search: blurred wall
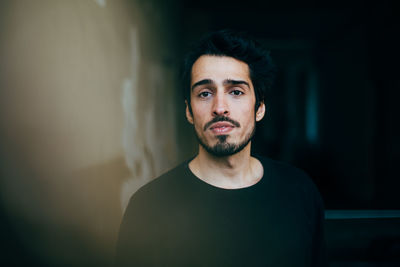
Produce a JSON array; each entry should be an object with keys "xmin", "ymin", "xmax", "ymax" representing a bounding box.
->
[{"xmin": 0, "ymin": 0, "xmax": 182, "ymax": 265}]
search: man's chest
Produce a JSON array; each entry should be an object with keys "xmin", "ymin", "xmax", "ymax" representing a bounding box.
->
[{"xmin": 158, "ymin": 192, "xmax": 314, "ymax": 266}]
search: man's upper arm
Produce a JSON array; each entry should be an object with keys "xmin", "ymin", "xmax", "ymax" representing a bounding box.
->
[{"xmin": 114, "ymin": 191, "xmax": 160, "ymax": 266}]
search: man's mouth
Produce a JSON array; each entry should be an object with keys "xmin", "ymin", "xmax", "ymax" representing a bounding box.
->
[
  {"xmin": 203, "ymin": 116, "xmax": 241, "ymax": 132},
  {"xmin": 209, "ymin": 122, "xmax": 235, "ymax": 134}
]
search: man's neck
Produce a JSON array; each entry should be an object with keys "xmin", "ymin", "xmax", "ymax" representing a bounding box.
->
[{"xmin": 188, "ymin": 143, "xmax": 263, "ymax": 189}]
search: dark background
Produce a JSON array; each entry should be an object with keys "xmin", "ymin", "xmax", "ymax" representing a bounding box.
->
[
  {"xmin": 178, "ymin": 1, "xmax": 400, "ymax": 210},
  {"xmin": 177, "ymin": 2, "xmax": 400, "ymax": 266}
]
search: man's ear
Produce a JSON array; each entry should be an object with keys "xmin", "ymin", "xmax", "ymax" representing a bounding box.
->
[
  {"xmin": 256, "ymin": 101, "xmax": 266, "ymax": 122},
  {"xmin": 185, "ymin": 100, "xmax": 194, "ymax": 124}
]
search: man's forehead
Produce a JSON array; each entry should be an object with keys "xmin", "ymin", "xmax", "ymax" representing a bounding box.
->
[{"xmin": 190, "ymin": 55, "xmax": 251, "ymax": 85}]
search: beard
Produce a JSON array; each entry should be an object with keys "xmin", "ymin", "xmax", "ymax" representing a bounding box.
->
[{"xmin": 194, "ymin": 118, "xmax": 256, "ymax": 157}]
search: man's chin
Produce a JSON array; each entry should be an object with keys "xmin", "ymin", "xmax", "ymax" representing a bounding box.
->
[
  {"xmin": 202, "ymin": 143, "xmax": 238, "ymax": 157},
  {"xmin": 200, "ymin": 139, "xmax": 248, "ymax": 157},
  {"xmin": 196, "ymin": 126, "xmax": 254, "ymax": 157}
]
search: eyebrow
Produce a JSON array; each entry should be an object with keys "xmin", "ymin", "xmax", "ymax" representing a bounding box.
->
[
  {"xmin": 191, "ymin": 79, "xmax": 250, "ymax": 91},
  {"xmin": 191, "ymin": 79, "xmax": 214, "ymax": 91},
  {"xmin": 223, "ymin": 79, "xmax": 250, "ymax": 88}
]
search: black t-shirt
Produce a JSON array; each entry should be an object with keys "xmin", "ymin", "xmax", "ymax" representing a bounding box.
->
[{"xmin": 115, "ymin": 156, "xmax": 327, "ymax": 266}]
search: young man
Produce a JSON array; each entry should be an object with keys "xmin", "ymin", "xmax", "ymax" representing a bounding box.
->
[{"xmin": 115, "ymin": 30, "xmax": 327, "ymax": 266}]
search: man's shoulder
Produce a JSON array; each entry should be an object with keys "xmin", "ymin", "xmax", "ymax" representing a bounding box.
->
[
  {"xmin": 256, "ymin": 155, "xmax": 320, "ymax": 194},
  {"xmin": 257, "ymin": 155, "xmax": 309, "ymax": 179},
  {"xmin": 127, "ymin": 160, "xmax": 190, "ymax": 204},
  {"xmin": 257, "ymin": 155, "xmax": 325, "ymax": 217}
]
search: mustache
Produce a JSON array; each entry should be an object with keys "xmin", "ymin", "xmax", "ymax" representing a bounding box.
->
[{"xmin": 203, "ymin": 116, "xmax": 241, "ymax": 131}]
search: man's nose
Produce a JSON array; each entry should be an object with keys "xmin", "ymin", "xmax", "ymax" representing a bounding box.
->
[{"xmin": 212, "ymin": 92, "xmax": 229, "ymax": 116}]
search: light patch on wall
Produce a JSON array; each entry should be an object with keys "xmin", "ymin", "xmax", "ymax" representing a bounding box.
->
[
  {"xmin": 120, "ymin": 27, "xmax": 166, "ymax": 212},
  {"xmin": 121, "ymin": 77, "xmax": 151, "ymax": 211},
  {"xmin": 120, "ymin": 26, "xmax": 178, "ymax": 212},
  {"xmin": 94, "ymin": 0, "xmax": 106, "ymax": 8}
]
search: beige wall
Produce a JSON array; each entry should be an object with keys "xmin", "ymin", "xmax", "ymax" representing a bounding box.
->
[{"xmin": 0, "ymin": 0, "xmax": 184, "ymax": 265}]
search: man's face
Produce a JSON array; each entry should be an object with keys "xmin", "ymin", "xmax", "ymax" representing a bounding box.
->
[{"xmin": 186, "ymin": 55, "xmax": 265, "ymax": 157}]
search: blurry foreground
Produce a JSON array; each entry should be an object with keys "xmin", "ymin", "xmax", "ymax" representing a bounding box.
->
[{"xmin": 0, "ymin": 0, "xmax": 183, "ymax": 266}]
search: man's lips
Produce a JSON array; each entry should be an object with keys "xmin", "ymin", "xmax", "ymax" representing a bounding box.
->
[
  {"xmin": 203, "ymin": 116, "xmax": 241, "ymax": 131},
  {"xmin": 209, "ymin": 122, "xmax": 235, "ymax": 134}
]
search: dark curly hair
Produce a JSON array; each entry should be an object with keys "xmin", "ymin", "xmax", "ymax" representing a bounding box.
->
[{"xmin": 182, "ymin": 29, "xmax": 276, "ymax": 112}]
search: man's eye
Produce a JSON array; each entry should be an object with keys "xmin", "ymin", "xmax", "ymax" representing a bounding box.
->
[
  {"xmin": 230, "ymin": 90, "xmax": 243, "ymax": 96},
  {"xmin": 199, "ymin": 91, "xmax": 212, "ymax": 98}
]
